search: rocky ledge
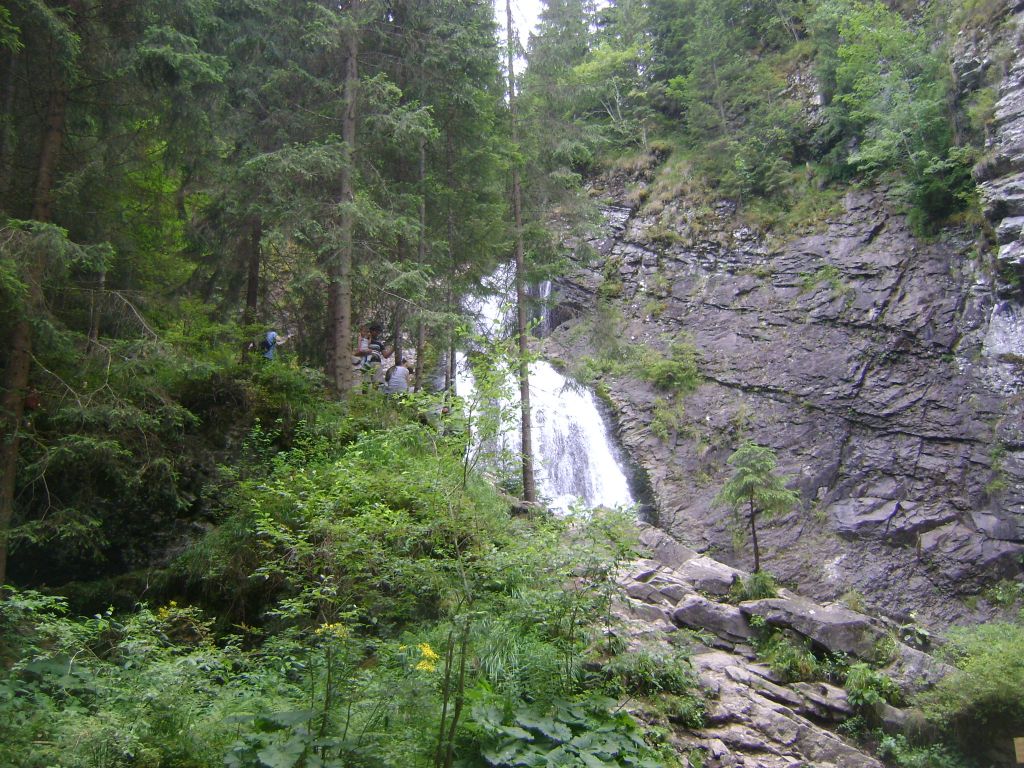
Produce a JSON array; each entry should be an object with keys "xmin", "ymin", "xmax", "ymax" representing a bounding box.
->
[{"xmin": 617, "ymin": 525, "xmax": 952, "ymax": 768}]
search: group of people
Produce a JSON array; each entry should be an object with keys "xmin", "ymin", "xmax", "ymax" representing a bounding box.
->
[
  {"xmin": 257, "ymin": 322, "xmax": 414, "ymax": 395},
  {"xmin": 354, "ymin": 322, "xmax": 412, "ymax": 395}
]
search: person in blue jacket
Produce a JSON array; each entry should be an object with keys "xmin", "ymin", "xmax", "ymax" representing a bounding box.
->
[{"xmin": 261, "ymin": 330, "xmax": 288, "ymax": 360}]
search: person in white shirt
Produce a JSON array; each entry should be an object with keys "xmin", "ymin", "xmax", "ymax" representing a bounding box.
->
[{"xmin": 385, "ymin": 358, "xmax": 410, "ymax": 394}]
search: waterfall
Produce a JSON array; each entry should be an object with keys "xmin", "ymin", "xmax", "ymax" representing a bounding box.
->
[
  {"xmin": 529, "ymin": 360, "xmax": 633, "ymax": 513},
  {"xmin": 527, "ymin": 279, "xmax": 553, "ymax": 336},
  {"xmin": 459, "ymin": 267, "xmax": 634, "ymax": 514}
]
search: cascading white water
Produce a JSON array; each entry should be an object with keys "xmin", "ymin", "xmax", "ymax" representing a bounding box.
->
[
  {"xmin": 528, "ymin": 279, "xmax": 553, "ymax": 335},
  {"xmin": 529, "ymin": 360, "xmax": 633, "ymax": 513},
  {"xmin": 459, "ymin": 267, "xmax": 633, "ymax": 514}
]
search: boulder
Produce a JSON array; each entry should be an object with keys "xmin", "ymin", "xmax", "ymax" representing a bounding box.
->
[
  {"xmin": 676, "ymin": 556, "xmax": 745, "ymax": 597},
  {"xmin": 739, "ymin": 597, "xmax": 885, "ymax": 658},
  {"xmin": 672, "ymin": 594, "xmax": 754, "ymax": 643},
  {"xmin": 790, "ymin": 682, "xmax": 854, "ymax": 722}
]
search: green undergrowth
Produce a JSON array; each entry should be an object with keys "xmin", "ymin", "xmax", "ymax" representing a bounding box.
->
[
  {"xmin": 0, "ymin": 393, "xmax": 694, "ymax": 768},
  {"xmin": 9, "ymin": 312, "xmax": 333, "ymax": 592},
  {"xmin": 745, "ymin": 591, "xmax": 1024, "ymax": 766},
  {"xmin": 746, "ymin": 610, "xmax": 901, "ymax": 706},
  {"xmin": 570, "ymin": 302, "xmax": 701, "ymax": 397}
]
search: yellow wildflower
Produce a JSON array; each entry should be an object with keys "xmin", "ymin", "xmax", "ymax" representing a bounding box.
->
[
  {"xmin": 418, "ymin": 642, "xmax": 439, "ymax": 662},
  {"xmin": 314, "ymin": 622, "xmax": 349, "ymax": 639},
  {"xmin": 412, "ymin": 643, "xmax": 439, "ymax": 672}
]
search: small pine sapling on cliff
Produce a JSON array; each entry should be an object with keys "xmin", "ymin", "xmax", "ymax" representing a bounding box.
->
[{"xmin": 714, "ymin": 441, "xmax": 799, "ymax": 573}]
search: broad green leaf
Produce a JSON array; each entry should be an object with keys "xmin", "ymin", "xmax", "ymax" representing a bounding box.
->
[
  {"xmin": 482, "ymin": 738, "xmax": 524, "ymax": 766},
  {"xmin": 515, "ymin": 710, "xmax": 572, "ymax": 743},
  {"xmin": 256, "ymin": 738, "xmax": 306, "ymax": 768},
  {"xmin": 500, "ymin": 725, "xmax": 535, "ymax": 741}
]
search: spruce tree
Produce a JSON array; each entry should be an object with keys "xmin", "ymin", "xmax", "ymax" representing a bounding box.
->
[{"xmin": 715, "ymin": 441, "xmax": 799, "ymax": 573}]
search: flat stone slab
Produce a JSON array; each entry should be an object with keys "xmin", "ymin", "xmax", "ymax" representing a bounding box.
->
[
  {"xmin": 673, "ymin": 594, "xmax": 754, "ymax": 642},
  {"xmin": 739, "ymin": 597, "xmax": 885, "ymax": 658}
]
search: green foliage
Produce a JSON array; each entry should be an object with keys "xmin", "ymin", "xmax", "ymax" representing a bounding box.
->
[
  {"xmin": 981, "ymin": 579, "xmax": 1024, "ymax": 607},
  {"xmin": 533, "ymin": 0, "xmax": 984, "ymax": 234},
  {"xmin": 875, "ymin": 734, "xmax": 971, "ymax": 768},
  {"xmin": 810, "ymin": 0, "xmax": 974, "ymax": 230},
  {"xmin": 915, "ymin": 622, "xmax": 1024, "ymax": 751},
  {"xmin": 0, "ymin": 405, "xmax": 662, "ymax": 768},
  {"xmin": 755, "ymin": 628, "xmax": 821, "ymax": 683},
  {"xmin": 840, "ymin": 589, "xmax": 868, "ymax": 613},
  {"xmin": 602, "ymin": 647, "xmax": 706, "ymax": 729},
  {"xmin": 843, "ymin": 662, "xmax": 902, "ymax": 710},
  {"xmin": 728, "ymin": 570, "xmax": 779, "ymax": 602},
  {"xmin": 604, "ymin": 648, "xmax": 697, "ymax": 698},
  {"xmin": 714, "ymin": 442, "xmax": 799, "ymax": 572},
  {"xmin": 799, "ymin": 264, "xmax": 851, "ymax": 298},
  {"xmin": 0, "ymin": 591, "xmax": 241, "ymax": 768},
  {"xmin": 469, "ymin": 694, "xmax": 666, "ymax": 768},
  {"xmin": 641, "ymin": 340, "xmax": 701, "ymax": 393},
  {"xmin": 650, "ymin": 397, "xmax": 688, "ymax": 443},
  {"xmin": 9, "ymin": 329, "xmax": 330, "ymax": 588},
  {"xmin": 572, "ymin": 307, "xmax": 701, "ymax": 410}
]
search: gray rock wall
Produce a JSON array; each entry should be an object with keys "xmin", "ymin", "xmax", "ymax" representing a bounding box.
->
[
  {"xmin": 976, "ymin": 5, "xmax": 1024, "ymax": 271},
  {"xmin": 548, "ymin": 183, "xmax": 1024, "ymax": 627}
]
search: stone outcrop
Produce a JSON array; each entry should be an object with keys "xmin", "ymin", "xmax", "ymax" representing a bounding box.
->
[
  {"xmin": 615, "ymin": 525, "xmax": 947, "ymax": 767},
  {"xmin": 546, "ymin": 163, "xmax": 1024, "ymax": 629},
  {"xmin": 540, "ymin": 2, "xmax": 1024, "ymax": 630},
  {"xmin": 736, "ymin": 598, "xmax": 885, "ymax": 659},
  {"xmin": 975, "ymin": 4, "xmax": 1024, "ymax": 272},
  {"xmin": 547, "ymin": 174, "xmax": 1024, "ymax": 626}
]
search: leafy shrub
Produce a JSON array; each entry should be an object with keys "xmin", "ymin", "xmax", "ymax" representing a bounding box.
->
[
  {"xmin": 729, "ymin": 571, "xmax": 779, "ymax": 601},
  {"xmin": 843, "ymin": 662, "xmax": 902, "ymax": 710},
  {"xmin": 650, "ymin": 396, "xmax": 687, "ymax": 443},
  {"xmin": 916, "ymin": 622, "xmax": 1024, "ymax": 752},
  {"xmin": 469, "ymin": 695, "xmax": 665, "ymax": 768},
  {"xmin": 753, "ymin": 628, "xmax": 820, "ymax": 683},
  {"xmin": 641, "ymin": 340, "xmax": 701, "ymax": 393},
  {"xmin": 603, "ymin": 648, "xmax": 699, "ymax": 698},
  {"xmin": 876, "ymin": 734, "xmax": 971, "ymax": 768}
]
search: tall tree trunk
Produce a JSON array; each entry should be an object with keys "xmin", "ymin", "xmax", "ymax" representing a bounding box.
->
[
  {"xmin": 326, "ymin": 279, "xmax": 339, "ymax": 379},
  {"xmin": 329, "ymin": 4, "xmax": 358, "ymax": 397},
  {"xmin": 0, "ymin": 50, "xmax": 18, "ymax": 197},
  {"xmin": 444, "ymin": 130, "xmax": 456, "ymax": 393},
  {"xmin": 413, "ymin": 137, "xmax": 427, "ymax": 391},
  {"xmin": 243, "ymin": 216, "xmax": 262, "ymax": 327},
  {"xmin": 392, "ymin": 300, "xmax": 403, "ymax": 364},
  {"xmin": 448, "ymin": 338, "xmax": 456, "ymax": 394},
  {"xmin": 240, "ymin": 216, "xmax": 261, "ymax": 360},
  {"xmin": 506, "ymin": 0, "xmax": 536, "ymax": 504},
  {"xmin": 749, "ymin": 497, "xmax": 760, "ymax": 573},
  {"xmin": 0, "ymin": 81, "xmax": 69, "ymax": 584},
  {"xmin": 86, "ymin": 269, "xmax": 105, "ymax": 353},
  {"xmin": 414, "ymin": 320, "xmax": 425, "ymax": 392}
]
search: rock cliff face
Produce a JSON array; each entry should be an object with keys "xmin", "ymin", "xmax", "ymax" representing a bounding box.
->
[
  {"xmin": 548, "ymin": 179, "xmax": 1024, "ymax": 626},
  {"xmin": 975, "ymin": 3, "xmax": 1024, "ymax": 271},
  {"xmin": 546, "ymin": 19, "xmax": 1024, "ymax": 624}
]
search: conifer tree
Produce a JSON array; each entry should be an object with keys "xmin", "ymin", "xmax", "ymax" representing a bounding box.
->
[
  {"xmin": 715, "ymin": 441, "xmax": 799, "ymax": 574},
  {"xmin": 506, "ymin": 0, "xmax": 536, "ymax": 504}
]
